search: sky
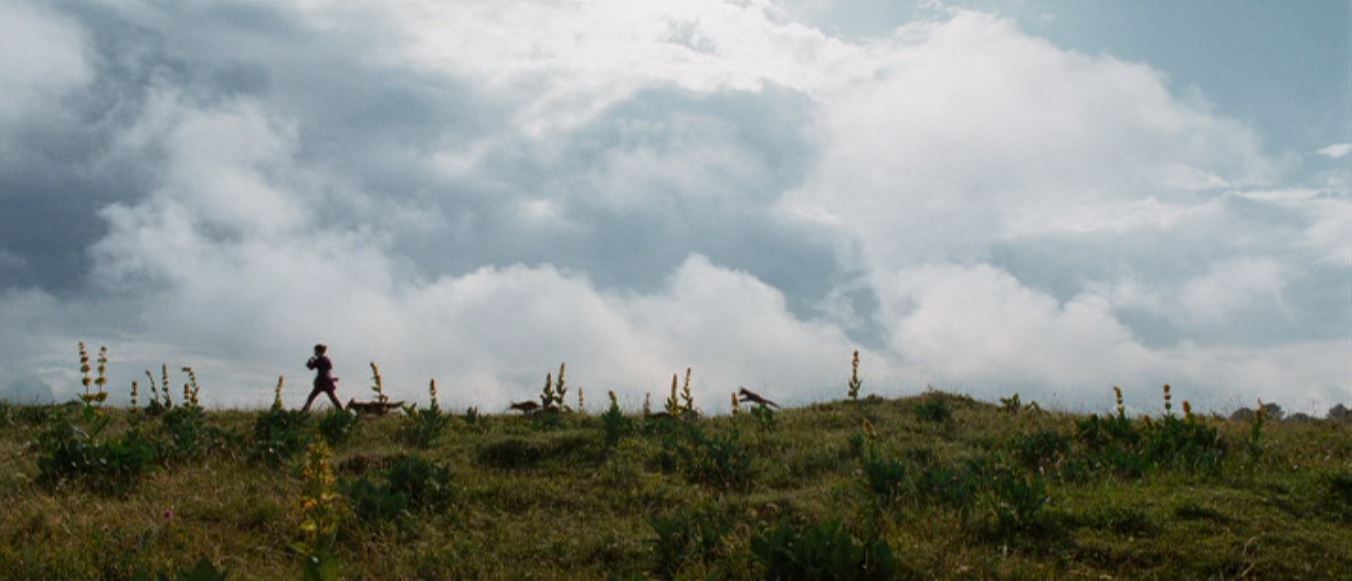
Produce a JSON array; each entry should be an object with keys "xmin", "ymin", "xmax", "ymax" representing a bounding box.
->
[{"xmin": 1, "ymin": 0, "xmax": 1348, "ymax": 414}]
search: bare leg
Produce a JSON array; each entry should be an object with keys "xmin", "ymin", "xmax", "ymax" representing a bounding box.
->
[{"xmin": 301, "ymin": 387, "xmax": 322, "ymax": 413}]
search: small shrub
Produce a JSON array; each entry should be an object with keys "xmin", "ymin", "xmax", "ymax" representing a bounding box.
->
[
  {"xmin": 476, "ymin": 438, "xmax": 550, "ymax": 470},
  {"xmin": 751, "ymin": 519, "xmax": 898, "ymax": 581},
  {"xmin": 1014, "ymin": 429, "xmax": 1071, "ymax": 472},
  {"xmin": 678, "ymin": 427, "xmax": 754, "ymax": 491},
  {"xmin": 860, "ymin": 444, "xmax": 907, "ymax": 501},
  {"xmin": 1144, "ymin": 416, "xmax": 1225, "ymax": 473},
  {"xmin": 397, "ymin": 404, "xmax": 450, "ymax": 449},
  {"xmin": 649, "ymin": 506, "xmax": 733, "ymax": 579},
  {"xmin": 343, "ymin": 455, "xmax": 454, "ymax": 524},
  {"xmin": 157, "ymin": 405, "xmax": 236, "ymax": 462},
  {"xmin": 913, "ymin": 398, "xmax": 952, "ymax": 423},
  {"xmin": 251, "ymin": 407, "xmax": 311, "ymax": 467},
  {"xmin": 984, "ymin": 470, "xmax": 1060, "ymax": 540},
  {"xmin": 750, "ymin": 404, "xmax": 777, "ymax": 432},
  {"xmin": 911, "ymin": 459, "xmax": 988, "ymax": 511},
  {"xmin": 317, "ymin": 408, "xmax": 359, "ymax": 447},
  {"xmin": 1326, "ymin": 472, "xmax": 1352, "ymax": 523},
  {"xmin": 601, "ymin": 391, "xmax": 631, "ymax": 448},
  {"xmin": 37, "ymin": 418, "xmax": 155, "ymax": 493}
]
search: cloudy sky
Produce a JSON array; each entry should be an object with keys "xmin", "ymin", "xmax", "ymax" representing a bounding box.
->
[{"xmin": 1, "ymin": 0, "xmax": 1348, "ymax": 413}]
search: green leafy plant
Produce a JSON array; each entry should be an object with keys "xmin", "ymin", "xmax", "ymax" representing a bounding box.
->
[
  {"xmin": 37, "ymin": 414, "xmax": 155, "ymax": 493},
  {"xmin": 343, "ymin": 455, "xmax": 454, "ymax": 524},
  {"xmin": 649, "ymin": 505, "xmax": 733, "ymax": 579},
  {"xmin": 251, "ymin": 407, "xmax": 312, "ymax": 467},
  {"xmin": 397, "ymin": 380, "xmax": 450, "ymax": 449},
  {"xmin": 847, "ymin": 350, "xmax": 862, "ymax": 401},
  {"xmin": 674, "ymin": 426, "xmax": 753, "ymax": 491},
  {"xmin": 601, "ymin": 390, "xmax": 631, "ymax": 448},
  {"xmin": 317, "ymin": 408, "xmax": 359, "ymax": 447},
  {"xmin": 296, "ymin": 441, "xmax": 343, "ymax": 581},
  {"xmin": 750, "ymin": 403, "xmax": 776, "ymax": 432},
  {"xmin": 751, "ymin": 519, "xmax": 899, "ymax": 581},
  {"xmin": 913, "ymin": 397, "xmax": 952, "ymax": 423}
]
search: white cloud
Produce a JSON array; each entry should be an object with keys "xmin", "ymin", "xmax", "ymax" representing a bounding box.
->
[
  {"xmin": 0, "ymin": 3, "xmax": 92, "ymax": 127},
  {"xmin": 1317, "ymin": 143, "xmax": 1352, "ymax": 159},
  {"xmin": 1, "ymin": 3, "xmax": 1346, "ymax": 415}
]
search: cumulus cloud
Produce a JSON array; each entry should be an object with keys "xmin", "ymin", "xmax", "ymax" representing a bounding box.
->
[{"xmin": 0, "ymin": 2, "xmax": 1346, "ymax": 413}]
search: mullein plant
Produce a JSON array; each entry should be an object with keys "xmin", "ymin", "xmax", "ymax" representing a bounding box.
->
[
  {"xmin": 273, "ymin": 376, "xmax": 286, "ymax": 411},
  {"xmin": 731, "ymin": 392, "xmax": 741, "ymax": 416},
  {"xmin": 1114, "ymin": 386, "xmax": 1126, "ymax": 418},
  {"xmin": 1163, "ymin": 384, "xmax": 1173, "ymax": 416},
  {"xmin": 680, "ymin": 368, "xmax": 697, "ymax": 417},
  {"xmin": 848, "ymin": 350, "xmax": 862, "ymax": 401},
  {"xmin": 162, "ymin": 364, "xmax": 173, "ymax": 409},
  {"xmin": 554, "ymin": 362, "xmax": 569, "ymax": 411},
  {"xmin": 369, "ymin": 362, "xmax": 388, "ymax": 404},
  {"xmin": 145, "ymin": 370, "xmax": 161, "ymax": 409},
  {"xmin": 540, "ymin": 372, "xmax": 557, "ymax": 410},
  {"xmin": 181, "ymin": 367, "xmax": 202, "ymax": 408},
  {"xmin": 130, "ymin": 381, "xmax": 139, "ymax": 412},
  {"xmin": 577, "ymin": 387, "xmax": 585, "ymax": 414},
  {"xmin": 664, "ymin": 374, "xmax": 681, "ymax": 416}
]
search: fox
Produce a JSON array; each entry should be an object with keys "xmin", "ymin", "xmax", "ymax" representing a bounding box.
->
[
  {"xmin": 737, "ymin": 387, "xmax": 780, "ymax": 409},
  {"xmin": 508, "ymin": 400, "xmax": 541, "ymax": 413}
]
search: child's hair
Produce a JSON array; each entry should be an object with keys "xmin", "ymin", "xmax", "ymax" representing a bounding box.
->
[{"xmin": 314, "ymin": 343, "xmax": 328, "ymax": 354}]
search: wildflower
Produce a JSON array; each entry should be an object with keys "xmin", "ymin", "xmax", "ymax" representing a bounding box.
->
[
  {"xmin": 1113, "ymin": 386, "xmax": 1125, "ymax": 417},
  {"xmin": 848, "ymin": 350, "xmax": 862, "ymax": 400},
  {"xmin": 680, "ymin": 368, "xmax": 695, "ymax": 415},
  {"xmin": 1163, "ymin": 384, "xmax": 1173, "ymax": 415},
  {"xmin": 273, "ymin": 376, "xmax": 285, "ymax": 411},
  {"xmin": 370, "ymin": 362, "xmax": 387, "ymax": 404},
  {"xmin": 731, "ymin": 392, "xmax": 741, "ymax": 415},
  {"xmin": 130, "ymin": 381, "xmax": 139, "ymax": 410},
  {"xmin": 863, "ymin": 418, "xmax": 878, "ymax": 441}
]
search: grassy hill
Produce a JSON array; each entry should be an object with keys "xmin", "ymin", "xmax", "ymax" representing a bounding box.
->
[{"xmin": 1, "ymin": 388, "xmax": 1349, "ymax": 580}]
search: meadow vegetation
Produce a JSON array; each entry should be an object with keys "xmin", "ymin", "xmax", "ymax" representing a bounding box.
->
[{"xmin": 0, "ymin": 353, "xmax": 1348, "ymax": 579}]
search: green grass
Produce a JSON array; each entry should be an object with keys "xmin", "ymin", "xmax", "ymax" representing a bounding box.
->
[{"xmin": 0, "ymin": 393, "xmax": 1348, "ymax": 580}]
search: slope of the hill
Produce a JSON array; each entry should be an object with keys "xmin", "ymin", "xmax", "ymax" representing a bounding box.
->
[{"xmin": 0, "ymin": 391, "xmax": 1348, "ymax": 580}]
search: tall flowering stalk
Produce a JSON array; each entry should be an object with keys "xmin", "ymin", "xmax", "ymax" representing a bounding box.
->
[
  {"xmin": 130, "ymin": 381, "xmax": 139, "ymax": 410},
  {"xmin": 731, "ymin": 392, "xmax": 741, "ymax": 415},
  {"xmin": 680, "ymin": 368, "xmax": 695, "ymax": 416},
  {"xmin": 540, "ymin": 372, "xmax": 556, "ymax": 409},
  {"xmin": 77, "ymin": 343, "xmax": 109, "ymax": 404},
  {"xmin": 1113, "ymin": 386, "xmax": 1125, "ymax": 418},
  {"xmin": 273, "ymin": 376, "xmax": 286, "ymax": 411},
  {"xmin": 369, "ymin": 362, "xmax": 387, "ymax": 404},
  {"xmin": 162, "ymin": 364, "xmax": 172, "ymax": 408},
  {"xmin": 1163, "ymin": 384, "xmax": 1173, "ymax": 416},
  {"xmin": 664, "ymin": 374, "xmax": 681, "ymax": 415},
  {"xmin": 145, "ymin": 370, "xmax": 160, "ymax": 408},
  {"xmin": 95, "ymin": 346, "xmax": 109, "ymax": 398},
  {"xmin": 848, "ymin": 350, "xmax": 862, "ymax": 400},
  {"xmin": 298, "ymin": 441, "xmax": 342, "ymax": 578},
  {"xmin": 428, "ymin": 379, "xmax": 440, "ymax": 411},
  {"xmin": 554, "ymin": 363, "xmax": 568, "ymax": 410},
  {"xmin": 577, "ymin": 387, "xmax": 585, "ymax": 413},
  {"xmin": 181, "ymin": 367, "xmax": 202, "ymax": 408}
]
